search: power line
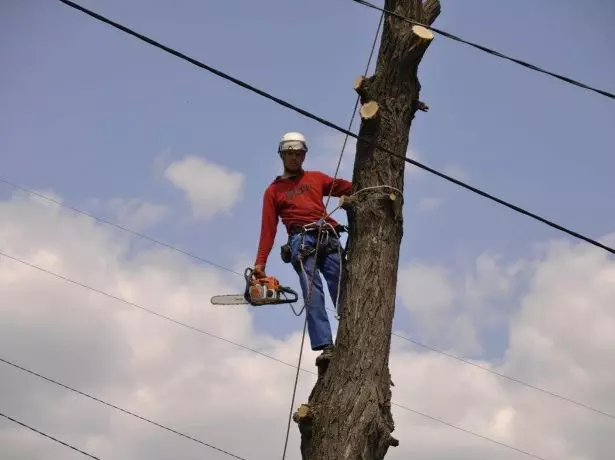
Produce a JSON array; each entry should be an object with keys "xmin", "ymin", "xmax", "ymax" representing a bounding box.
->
[
  {"xmin": 0, "ymin": 252, "xmax": 602, "ymax": 460},
  {"xmin": 0, "ymin": 177, "xmax": 242, "ymax": 277},
  {"xmin": 0, "ymin": 411, "xmax": 101, "ymax": 459},
  {"xmin": 2, "ymin": 180, "xmax": 612, "ymax": 421},
  {"xmin": 0, "ymin": 251, "xmax": 590, "ymax": 460},
  {"xmin": 0, "ymin": 250, "xmax": 301, "ymax": 373},
  {"xmin": 57, "ymin": 0, "xmax": 615, "ymax": 256},
  {"xmin": 393, "ymin": 331, "xmax": 615, "ymax": 421},
  {"xmin": 9, "ymin": 0, "xmax": 615, "ymax": 420},
  {"xmin": 1, "ymin": 354, "xmax": 547, "ymax": 460},
  {"xmin": 351, "ymin": 0, "xmax": 615, "ymax": 101},
  {"xmin": 392, "ymin": 402, "xmax": 547, "ymax": 460},
  {"xmin": 0, "ymin": 251, "xmax": 554, "ymax": 458},
  {"xmin": 0, "ymin": 358, "xmax": 250, "ymax": 460}
]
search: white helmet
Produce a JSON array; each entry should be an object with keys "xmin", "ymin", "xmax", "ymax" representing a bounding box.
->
[{"xmin": 278, "ymin": 131, "xmax": 308, "ymax": 154}]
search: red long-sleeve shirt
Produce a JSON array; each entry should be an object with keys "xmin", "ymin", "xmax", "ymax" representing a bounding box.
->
[{"xmin": 254, "ymin": 170, "xmax": 352, "ymax": 267}]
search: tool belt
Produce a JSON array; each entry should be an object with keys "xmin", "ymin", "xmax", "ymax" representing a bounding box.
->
[
  {"xmin": 288, "ymin": 223, "xmax": 347, "ymax": 236},
  {"xmin": 280, "ymin": 223, "xmax": 348, "ymax": 263}
]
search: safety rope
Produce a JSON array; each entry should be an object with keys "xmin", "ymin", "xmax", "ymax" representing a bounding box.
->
[
  {"xmin": 280, "ymin": 9, "xmax": 386, "ymax": 460},
  {"xmin": 280, "ymin": 227, "xmax": 324, "ymax": 460}
]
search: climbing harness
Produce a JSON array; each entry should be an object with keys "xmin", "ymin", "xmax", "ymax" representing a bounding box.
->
[{"xmin": 285, "ymin": 219, "xmax": 346, "ymax": 319}]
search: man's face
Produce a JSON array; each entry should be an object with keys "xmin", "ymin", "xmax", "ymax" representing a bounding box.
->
[{"xmin": 281, "ymin": 149, "xmax": 306, "ymax": 172}]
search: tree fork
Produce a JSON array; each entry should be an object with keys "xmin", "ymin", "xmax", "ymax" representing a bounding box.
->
[{"xmin": 295, "ymin": 2, "xmax": 440, "ymax": 459}]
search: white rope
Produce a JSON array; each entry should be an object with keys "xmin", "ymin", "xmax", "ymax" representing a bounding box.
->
[{"xmin": 352, "ymin": 185, "xmax": 403, "ymax": 197}]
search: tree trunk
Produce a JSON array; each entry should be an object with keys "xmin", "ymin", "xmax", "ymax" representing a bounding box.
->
[{"xmin": 294, "ymin": 1, "xmax": 441, "ymax": 459}]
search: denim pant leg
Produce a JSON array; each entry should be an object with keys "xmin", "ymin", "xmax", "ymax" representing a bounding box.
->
[
  {"xmin": 289, "ymin": 233, "xmax": 333, "ymax": 350},
  {"xmin": 319, "ymin": 246, "xmax": 343, "ymax": 318}
]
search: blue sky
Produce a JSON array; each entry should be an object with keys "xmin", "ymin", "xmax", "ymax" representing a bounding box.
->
[{"xmin": 2, "ymin": 0, "xmax": 614, "ymax": 360}]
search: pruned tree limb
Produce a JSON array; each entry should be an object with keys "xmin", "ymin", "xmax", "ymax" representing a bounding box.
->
[
  {"xmin": 340, "ymin": 194, "xmax": 356, "ymax": 211},
  {"xmin": 359, "ymin": 100, "xmax": 380, "ymax": 121},
  {"xmin": 354, "ymin": 75, "xmax": 369, "ymax": 104},
  {"xmin": 422, "ymin": 0, "xmax": 441, "ymax": 25},
  {"xmin": 416, "ymin": 100, "xmax": 429, "ymax": 112},
  {"xmin": 405, "ymin": 24, "xmax": 435, "ymax": 66}
]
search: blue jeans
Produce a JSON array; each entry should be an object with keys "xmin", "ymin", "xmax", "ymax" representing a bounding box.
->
[{"xmin": 289, "ymin": 230, "xmax": 344, "ymax": 351}]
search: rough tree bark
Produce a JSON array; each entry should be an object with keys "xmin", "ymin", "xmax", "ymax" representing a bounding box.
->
[{"xmin": 293, "ymin": 1, "xmax": 441, "ymax": 459}]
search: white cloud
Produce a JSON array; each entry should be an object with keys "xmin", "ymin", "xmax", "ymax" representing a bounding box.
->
[
  {"xmin": 397, "ymin": 261, "xmax": 480, "ymax": 354},
  {"xmin": 1, "ymin": 190, "xmax": 615, "ymax": 460},
  {"xmin": 104, "ymin": 197, "xmax": 168, "ymax": 231},
  {"xmin": 15, "ymin": 190, "xmax": 168, "ymax": 234},
  {"xmin": 396, "ymin": 252, "xmax": 531, "ymax": 355},
  {"xmin": 398, "ymin": 262, "xmax": 454, "ymax": 313},
  {"xmin": 164, "ymin": 155, "xmax": 244, "ymax": 220},
  {"xmin": 393, "ymin": 239, "xmax": 615, "ymax": 459}
]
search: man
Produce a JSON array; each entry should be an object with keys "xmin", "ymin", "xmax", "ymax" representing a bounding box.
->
[{"xmin": 253, "ymin": 131, "xmax": 352, "ymax": 365}]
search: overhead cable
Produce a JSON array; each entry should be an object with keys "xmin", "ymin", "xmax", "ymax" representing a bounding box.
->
[
  {"xmin": 2, "ymin": 181, "xmax": 613, "ymax": 421},
  {"xmin": 352, "ymin": 0, "xmax": 615, "ymax": 100},
  {"xmin": 1, "ymin": 355, "xmax": 545, "ymax": 459},
  {"xmin": 0, "ymin": 250, "xmax": 298, "ymax": 372},
  {"xmin": 0, "ymin": 252, "xmax": 552, "ymax": 458},
  {"xmin": 57, "ymin": 0, "xmax": 615, "ymax": 256},
  {"xmin": 0, "ymin": 411, "xmax": 101, "ymax": 459},
  {"xmin": 392, "ymin": 402, "xmax": 547, "ymax": 460},
  {"xmin": 0, "ymin": 358, "xmax": 250, "ymax": 460},
  {"xmin": 393, "ymin": 331, "xmax": 615, "ymax": 421},
  {"xmin": 0, "ymin": 177, "xmax": 242, "ymax": 277}
]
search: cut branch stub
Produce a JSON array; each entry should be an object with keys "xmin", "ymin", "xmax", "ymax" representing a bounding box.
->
[
  {"xmin": 340, "ymin": 194, "xmax": 356, "ymax": 211},
  {"xmin": 293, "ymin": 404, "xmax": 312, "ymax": 423},
  {"xmin": 359, "ymin": 101, "xmax": 379, "ymax": 121},
  {"xmin": 402, "ymin": 24, "xmax": 436, "ymax": 72},
  {"xmin": 358, "ymin": 100, "xmax": 381, "ymax": 137},
  {"xmin": 388, "ymin": 192, "xmax": 403, "ymax": 222},
  {"xmin": 423, "ymin": 0, "xmax": 442, "ymax": 25},
  {"xmin": 411, "ymin": 24, "xmax": 434, "ymax": 41},
  {"xmin": 354, "ymin": 75, "xmax": 369, "ymax": 104},
  {"xmin": 416, "ymin": 101, "xmax": 429, "ymax": 112}
]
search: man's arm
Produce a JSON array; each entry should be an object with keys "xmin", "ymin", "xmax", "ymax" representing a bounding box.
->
[
  {"xmin": 254, "ymin": 186, "xmax": 278, "ymax": 271},
  {"xmin": 321, "ymin": 172, "xmax": 352, "ymax": 197}
]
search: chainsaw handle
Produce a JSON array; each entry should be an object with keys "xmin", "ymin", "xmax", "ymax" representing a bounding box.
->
[{"xmin": 279, "ymin": 285, "xmax": 299, "ymax": 303}]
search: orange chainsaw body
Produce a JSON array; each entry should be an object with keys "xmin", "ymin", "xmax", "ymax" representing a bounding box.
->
[{"xmin": 248, "ymin": 275, "xmax": 282, "ymax": 304}]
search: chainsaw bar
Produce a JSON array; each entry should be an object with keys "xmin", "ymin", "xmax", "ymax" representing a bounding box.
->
[{"xmin": 210, "ymin": 294, "xmax": 249, "ymax": 305}]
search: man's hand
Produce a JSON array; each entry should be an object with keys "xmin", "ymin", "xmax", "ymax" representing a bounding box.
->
[{"xmin": 253, "ymin": 265, "xmax": 266, "ymax": 279}]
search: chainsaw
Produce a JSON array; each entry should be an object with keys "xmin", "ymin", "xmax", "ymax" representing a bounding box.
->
[{"xmin": 210, "ymin": 267, "xmax": 299, "ymax": 307}]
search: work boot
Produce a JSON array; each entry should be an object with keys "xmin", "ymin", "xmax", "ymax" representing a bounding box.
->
[{"xmin": 315, "ymin": 344, "xmax": 334, "ymax": 367}]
